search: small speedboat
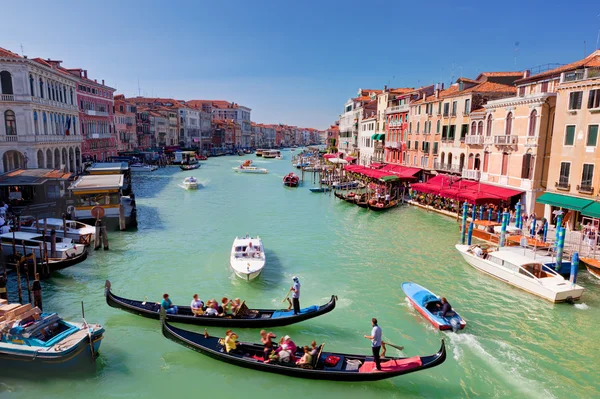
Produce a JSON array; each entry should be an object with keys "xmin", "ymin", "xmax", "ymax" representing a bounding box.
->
[
  {"xmin": 183, "ymin": 176, "xmax": 199, "ymax": 190},
  {"xmin": 233, "ymin": 166, "xmax": 268, "ymax": 174},
  {"xmin": 275, "ymin": 155, "xmax": 283, "ymax": 160},
  {"xmin": 180, "ymin": 163, "xmax": 201, "ymax": 171},
  {"xmin": 230, "ymin": 235, "xmax": 265, "ymax": 280},
  {"xmin": 18, "ymin": 217, "xmax": 95, "ymax": 245},
  {"xmin": 309, "ymin": 187, "xmax": 330, "ymax": 193},
  {"xmin": 162, "ymin": 318, "xmax": 446, "ymax": 382},
  {"xmin": 283, "ymin": 173, "xmax": 300, "ymax": 187},
  {"xmin": 0, "ymin": 231, "xmax": 86, "ymax": 261},
  {"xmin": 0, "ymin": 303, "xmax": 104, "ymax": 370},
  {"xmin": 401, "ymin": 282, "xmax": 466, "ymax": 331},
  {"xmin": 130, "ymin": 163, "xmax": 157, "ymax": 172}
]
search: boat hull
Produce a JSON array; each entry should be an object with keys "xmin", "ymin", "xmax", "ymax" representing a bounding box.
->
[
  {"xmin": 401, "ymin": 282, "xmax": 466, "ymax": 331},
  {"xmin": 180, "ymin": 164, "xmax": 201, "ymax": 171}
]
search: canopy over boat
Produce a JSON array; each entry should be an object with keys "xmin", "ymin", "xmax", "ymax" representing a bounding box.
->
[{"xmin": 161, "ymin": 317, "xmax": 446, "ymax": 381}]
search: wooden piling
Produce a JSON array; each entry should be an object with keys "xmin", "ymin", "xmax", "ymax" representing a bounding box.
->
[
  {"xmin": 119, "ymin": 204, "xmax": 126, "ymax": 231},
  {"xmin": 32, "ymin": 273, "xmax": 42, "ymax": 311},
  {"xmin": 50, "ymin": 229, "xmax": 57, "ymax": 259},
  {"xmin": 94, "ymin": 219, "xmax": 101, "ymax": 250},
  {"xmin": 101, "ymin": 223, "xmax": 109, "ymax": 250}
]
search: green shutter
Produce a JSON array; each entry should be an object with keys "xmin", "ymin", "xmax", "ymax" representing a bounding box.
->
[
  {"xmin": 565, "ymin": 126, "xmax": 575, "ymax": 146},
  {"xmin": 587, "ymin": 125, "xmax": 598, "ymax": 147}
]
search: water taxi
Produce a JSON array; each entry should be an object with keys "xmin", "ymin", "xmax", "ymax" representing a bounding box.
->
[
  {"xmin": 283, "ymin": 173, "xmax": 300, "ymax": 187},
  {"xmin": 262, "ymin": 150, "xmax": 281, "ymax": 159},
  {"xmin": 18, "ymin": 217, "xmax": 95, "ymax": 245},
  {"xmin": 230, "ymin": 236, "xmax": 265, "ymax": 281},
  {"xmin": 233, "ymin": 160, "xmax": 268, "ymax": 174},
  {"xmin": 256, "ymin": 149, "xmax": 265, "ymax": 157},
  {"xmin": 401, "ymin": 282, "xmax": 466, "ymax": 331},
  {"xmin": 130, "ymin": 163, "xmax": 157, "ymax": 172},
  {"xmin": 455, "ymin": 244, "xmax": 584, "ymax": 303},
  {"xmin": 183, "ymin": 176, "xmax": 199, "ymax": 190},
  {"xmin": 68, "ymin": 175, "xmax": 137, "ymax": 230}
]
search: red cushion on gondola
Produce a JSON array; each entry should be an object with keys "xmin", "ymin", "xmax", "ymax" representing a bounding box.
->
[{"xmin": 358, "ymin": 356, "xmax": 422, "ymax": 373}]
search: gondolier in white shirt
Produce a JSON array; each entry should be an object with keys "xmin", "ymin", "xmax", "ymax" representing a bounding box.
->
[
  {"xmin": 290, "ymin": 276, "xmax": 301, "ymax": 315},
  {"xmin": 364, "ymin": 318, "xmax": 382, "ymax": 371}
]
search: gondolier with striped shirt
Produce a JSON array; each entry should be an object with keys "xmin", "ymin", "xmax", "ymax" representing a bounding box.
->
[{"xmin": 364, "ymin": 318, "xmax": 382, "ymax": 371}]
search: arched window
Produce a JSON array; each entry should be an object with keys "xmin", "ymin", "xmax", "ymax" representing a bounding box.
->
[
  {"xmin": 63, "ymin": 86, "xmax": 67, "ymax": 103},
  {"xmin": 478, "ymin": 121, "xmax": 483, "ymax": 135},
  {"xmin": 440, "ymin": 152, "xmax": 445, "ymax": 165},
  {"xmin": 4, "ymin": 110, "xmax": 17, "ymax": 135},
  {"xmin": 483, "ymin": 151, "xmax": 490, "ymax": 172},
  {"xmin": 70, "ymin": 88, "xmax": 74, "ymax": 104},
  {"xmin": 528, "ymin": 110, "xmax": 537, "ymax": 136},
  {"xmin": 59, "ymin": 86, "xmax": 64, "ymax": 103},
  {"xmin": 471, "ymin": 122, "xmax": 476, "ymax": 136},
  {"xmin": 39, "ymin": 78, "xmax": 44, "ymax": 99},
  {"xmin": 486, "ymin": 114, "xmax": 493, "ymax": 136},
  {"xmin": 43, "ymin": 112, "xmax": 48, "ymax": 134},
  {"xmin": 0, "ymin": 71, "xmax": 14, "ymax": 95},
  {"xmin": 29, "ymin": 74, "xmax": 35, "ymax": 96},
  {"xmin": 501, "ymin": 152, "xmax": 509, "ymax": 175},
  {"xmin": 34, "ymin": 111, "xmax": 39, "ymax": 135},
  {"xmin": 505, "ymin": 112, "xmax": 513, "ymax": 135}
]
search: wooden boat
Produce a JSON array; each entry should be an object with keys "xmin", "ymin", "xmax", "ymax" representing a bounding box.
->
[
  {"xmin": 105, "ymin": 280, "xmax": 337, "ymax": 327},
  {"xmin": 180, "ymin": 163, "xmax": 201, "ymax": 171},
  {"xmin": 18, "ymin": 217, "xmax": 95, "ymax": 245},
  {"xmin": 283, "ymin": 173, "xmax": 300, "ymax": 187},
  {"xmin": 0, "ymin": 303, "xmax": 104, "ymax": 370},
  {"xmin": 580, "ymin": 257, "xmax": 600, "ymax": 280},
  {"xmin": 161, "ymin": 317, "xmax": 446, "ymax": 381},
  {"xmin": 401, "ymin": 282, "xmax": 466, "ymax": 331},
  {"xmin": 368, "ymin": 199, "xmax": 399, "ymax": 211},
  {"xmin": 354, "ymin": 194, "xmax": 369, "ymax": 208},
  {"xmin": 9, "ymin": 249, "xmax": 89, "ymax": 277}
]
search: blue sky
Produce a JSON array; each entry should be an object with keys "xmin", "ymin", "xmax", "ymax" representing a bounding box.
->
[{"xmin": 2, "ymin": 1, "xmax": 599, "ymax": 128}]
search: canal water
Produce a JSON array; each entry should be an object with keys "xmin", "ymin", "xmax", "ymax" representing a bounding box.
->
[{"xmin": 2, "ymin": 153, "xmax": 599, "ymax": 398}]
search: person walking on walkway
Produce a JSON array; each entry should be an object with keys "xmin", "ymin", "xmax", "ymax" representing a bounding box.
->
[{"xmin": 364, "ymin": 317, "xmax": 382, "ymax": 371}]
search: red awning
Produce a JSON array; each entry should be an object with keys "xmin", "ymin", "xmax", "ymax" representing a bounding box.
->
[
  {"xmin": 469, "ymin": 183, "xmax": 523, "ymax": 201},
  {"xmin": 379, "ymin": 164, "xmax": 421, "ymax": 179},
  {"xmin": 323, "ymin": 153, "xmax": 341, "ymax": 159},
  {"xmin": 345, "ymin": 156, "xmax": 356, "ymax": 162},
  {"xmin": 345, "ymin": 165, "xmax": 394, "ymax": 179},
  {"xmin": 410, "ymin": 175, "xmax": 462, "ymax": 195},
  {"xmin": 368, "ymin": 163, "xmax": 386, "ymax": 169}
]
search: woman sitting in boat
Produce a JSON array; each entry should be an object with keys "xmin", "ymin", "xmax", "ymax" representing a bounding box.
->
[
  {"xmin": 191, "ymin": 294, "xmax": 204, "ymax": 316},
  {"xmin": 260, "ymin": 330, "xmax": 276, "ymax": 361},
  {"xmin": 221, "ymin": 297, "xmax": 234, "ymax": 316},
  {"xmin": 296, "ymin": 346, "xmax": 313, "ymax": 366},
  {"xmin": 224, "ymin": 330, "xmax": 240, "ymax": 353},
  {"xmin": 204, "ymin": 299, "xmax": 220, "ymax": 316},
  {"xmin": 231, "ymin": 298, "xmax": 242, "ymax": 313},
  {"xmin": 436, "ymin": 298, "xmax": 454, "ymax": 317},
  {"xmin": 161, "ymin": 294, "xmax": 178, "ymax": 315},
  {"xmin": 309, "ymin": 340, "xmax": 319, "ymax": 357}
]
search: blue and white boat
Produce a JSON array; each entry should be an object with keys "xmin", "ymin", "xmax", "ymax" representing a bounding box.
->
[
  {"xmin": 309, "ymin": 187, "xmax": 330, "ymax": 193},
  {"xmin": 0, "ymin": 306, "xmax": 104, "ymax": 370},
  {"xmin": 401, "ymin": 282, "xmax": 466, "ymax": 331}
]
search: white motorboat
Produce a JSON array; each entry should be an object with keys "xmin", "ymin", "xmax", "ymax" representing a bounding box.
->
[
  {"xmin": 0, "ymin": 231, "xmax": 86, "ymax": 260},
  {"xmin": 275, "ymin": 156, "xmax": 283, "ymax": 160},
  {"xmin": 455, "ymin": 244, "xmax": 584, "ymax": 303},
  {"xmin": 130, "ymin": 163, "xmax": 157, "ymax": 172},
  {"xmin": 17, "ymin": 217, "xmax": 95, "ymax": 245},
  {"xmin": 183, "ymin": 176, "xmax": 199, "ymax": 190},
  {"xmin": 230, "ymin": 236, "xmax": 266, "ymax": 281},
  {"xmin": 232, "ymin": 166, "xmax": 268, "ymax": 174}
]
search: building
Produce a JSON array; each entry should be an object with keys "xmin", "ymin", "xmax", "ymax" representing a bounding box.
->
[
  {"xmin": 339, "ymin": 89, "xmax": 382, "ymax": 157},
  {"xmin": 358, "ymin": 104, "xmax": 377, "ymax": 165},
  {"xmin": 136, "ymin": 109, "xmax": 151, "ymax": 148},
  {"xmin": 188, "ymin": 100, "xmax": 252, "ymax": 148},
  {"xmin": 0, "ymin": 47, "xmax": 83, "ymax": 173},
  {"xmin": 150, "ymin": 111, "xmax": 168, "ymax": 147},
  {"xmin": 67, "ymin": 68, "xmax": 116, "ymax": 161},
  {"xmin": 538, "ymin": 50, "xmax": 600, "ymax": 227},
  {"xmin": 114, "ymin": 95, "xmax": 137, "ymax": 152}
]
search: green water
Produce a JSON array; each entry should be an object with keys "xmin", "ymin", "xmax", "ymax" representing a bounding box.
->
[{"xmin": 2, "ymin": 153, "xmax": 599, "ymax": 398}]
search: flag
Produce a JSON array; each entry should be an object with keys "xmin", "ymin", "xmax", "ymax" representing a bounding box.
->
[{"xmin": 65, "ymin": 116, "xmax": 71, "ymax": 136}]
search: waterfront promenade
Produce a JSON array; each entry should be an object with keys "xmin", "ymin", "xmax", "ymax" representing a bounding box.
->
[{"xmin": 1, "ymin": 154, "xmax": 599, "ymax": 399}]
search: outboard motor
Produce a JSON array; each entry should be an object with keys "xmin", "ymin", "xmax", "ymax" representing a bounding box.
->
[{"xmin": 450, "ymin": 318, "xmax": 460, "ymax": 333}]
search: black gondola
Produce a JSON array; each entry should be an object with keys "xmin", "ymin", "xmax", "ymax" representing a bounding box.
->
[
  {"xmin": 161, "ymin": 317, "xmax": 446, "ymax": 381},
  {"xmin": 8, "ymin": 249, "xmax": 88, "ymax": 278},
  {"xmin": 368, "ymin": 199, "xmax": 399, "ymax": 211},
  {"xmin": 355, "ymin": 194, "xmax": 369, "ymax": 208},
  {"xmin": 180, "ymin": 164, "xmax": 200, "ymax": 171},
  {"xmin": 104, "ymin": 280, "xmax": 336, "ymax": 328}
]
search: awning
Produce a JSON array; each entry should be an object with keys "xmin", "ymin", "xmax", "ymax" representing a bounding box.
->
[
  {"xmin": 323, "ymin": 153, "xmax": 341, "ymax": 159},
  {"xmin": 537, "ymin": 192, "xmax": 594, "ymax": 212},
  {"xmin": 378, "ymin": 164, "xmax": 421, "ymax": 179},
  {"xmin": 380, "ymin": 175, "xmax": 400, "ymax": 182},
  {"xmin": 582, "ymin": 202, "xmax": 600, "ymax": 218},
  {"xmin": 371, "ymin": 133, "xmax": 379, "ymax": 140},
  {"xmin": 472, "ymin": 183, "xmax": 523, "ymax": 201},
  {"xmin": 345, "ymin": 156, "xmax": 356, "ymax": 162}
]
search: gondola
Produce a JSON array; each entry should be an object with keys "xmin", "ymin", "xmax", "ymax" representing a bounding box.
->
[
  {"xmin": 104, "ymin": 280, "xmax": 336, "ymax": 327},
  {"xmin": 354, "ymin": 194, "xmax": 369, "ymax": 208},
  {"xmin": 161, "ymin": 317, "xmax": 446, "ymax": 382},
  {"xmin": 180, "ymin": 163, "xmax": 200, "ymax": 171},
  {"xmin": 368, "ymin": 199, "xmax": 399, "ymax": 211}
]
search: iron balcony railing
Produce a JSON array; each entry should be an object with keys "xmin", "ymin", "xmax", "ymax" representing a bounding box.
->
[
  {"xmin": 465, "ymin": 135, "xmax": 485, "ymax": 145},
  {"xmin": 462, "ymin": 169, "xmax": 481, "ymax": 180}
]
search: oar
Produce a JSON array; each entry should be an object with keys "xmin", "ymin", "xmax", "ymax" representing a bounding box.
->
[
  {"xmin": 281, "ymin": 288, "xmax": 292, "ymax": 303},
  {"xmin": 382, "ymin": 341, "xmax": 404, "ymax": 358}
]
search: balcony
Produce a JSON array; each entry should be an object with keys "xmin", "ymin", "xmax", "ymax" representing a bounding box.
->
[
  {"xmin": 1, "ymin": 95, "xmax": 78, "ymax": 111},
  {"xmin": 577, "ymin": 184, "xmax": 594, "ymax": 194},
  {"xmin": 88, "ymin": 133, "xmax": 113, "ymax": 140},
  {"xmin": 0, "ymin": 134, "xmax": 82, "ymax": 143},
  {"xmin": 462, "ymin": 169, "xmax": 481, "ymax": 180},
  {"xmin": 385, "ymin": 104, "xmax": 410, "ymax": 114},
  {"xmin": 465, "ymin": 135, "xmax": 485, "ymax": 145},
  {"xmin": 560, "ymin": 67, "xmax": 600, "ymax": 83},
  {"xmin": 433, "ymin": 162, "xmax": 463, "ymax": 174},
  {"xmin": 493, "ymin": 135, "xmax": 518, "ymax": 146},
  {"xmin": 555, "ymin": 181, "xmax": 570, "ymax": 191},
  {"xmin": 85, "ymin": 110, "xmax": 109, "ymax": 117}
]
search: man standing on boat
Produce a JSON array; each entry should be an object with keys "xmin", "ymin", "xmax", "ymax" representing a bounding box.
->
[
  {"xmin": 290, "ymin": 276, "xmax": 301, "ymax": 315},
  {"xmin": 364, "ymin": 318, "xmax": 382, "ymax": 371}
]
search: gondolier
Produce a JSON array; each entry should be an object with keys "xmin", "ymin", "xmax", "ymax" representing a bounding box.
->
[
  {"xmin": 291, "ymin": 276, "xmax": 301, "ymax": 315},
  {"xmin": 364, "ymin": 318, "xmax": 382, "ymax": 371}
]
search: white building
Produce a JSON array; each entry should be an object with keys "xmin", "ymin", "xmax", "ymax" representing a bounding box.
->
[
  {"xmin": 179, "ymin": 108, "xmax": 200, "ymax": 147},
  {"xmin": 0, "ymin": 48, "xmax": 83, "ymax": 173},
  {"xmin": 358, "ymin": 116, "xmax": 376, "ymax": 165}
]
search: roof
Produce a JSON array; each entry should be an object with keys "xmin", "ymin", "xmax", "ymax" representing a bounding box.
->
[
  {"xmin": 478, "ymin": 72, "xmax": 523, "ymax": 78},
  {"xmin": 87, "ymin": 162, "xmax": 129, "ymax": 173},
  {"xmin": 0, "ymin": 47, "xmax": 21, "ymax": 59},
  {"xmin": 69, "ymin": 175, "xmax": 124, "ymax": 191},
  {"xmin": 489, "ymin": 250, "xmax": 544, "ymax": 267},
  {"xmin": 516, "ymin": 50, "xmax": 600, "ymax": 84},
  {"xmin": 0, "ymin": 169, "xmax": 71, "ymax": 186}
]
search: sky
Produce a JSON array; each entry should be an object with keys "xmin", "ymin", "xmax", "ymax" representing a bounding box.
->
[{"xmin": 1, "ymin": 0, "xmax": 599, "ymax": 129}]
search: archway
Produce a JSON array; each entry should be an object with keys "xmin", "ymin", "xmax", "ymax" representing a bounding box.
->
[
  {"xmin": 459, "ymin": 153, "xmax": 465, "ymax": 170},
  {"xmin": 54, "ymin": 148, "xmax": 60, "ymax": 169},
  {"xmin": 2, "ymin": 150, "xmax": 24, "ymax": 172},
  {"xmin": 440, "ymin": 152, "xmax": 445, "ymax": 165},
  {"xmin": 468, "ymin": 153, "xmax": 474, "ymax": 169},
  {"xmin": 474, "ymin": 154, "xmax": 481, "ymax": 170},
  {"xmin": 46, "ymin": 149, "xmax": 52, "ymax": 168},
  {"xmin": 37, "ymin": 150, "xmax": 44, "ymax": 169},
  {"xmin": 69, "ymin": 148, "xmax": 75, "ymax": 172},
  {"xmin": 447, "ymin": 152, "xmax": 453, "ymax": 166}
]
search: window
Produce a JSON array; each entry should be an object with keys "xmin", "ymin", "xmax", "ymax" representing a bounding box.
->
[
  {"xmin": 442, "ymin": 126, "xmax": 448, "ymax": 140},
  {"xmin": 4, "ymin": 110, "xmax": 17, "ymax": 135},
  {"xmin": 564, "ymin": 125, "xmax": 576, "ymax": 146},
  {"xmin": 486, "ymin": 115, "xmax": 493, "ymax": 136},
  {"xmin": 437, "ymin": 102, "xmax": 442, "ymax": 115},
  {"xmin": 449, "ymin": 125, "xmax": 456, "ymax": 140},
  {"xmin": 569, "ymin": 91, "xmax": 583, "ymax": 110},
  {"xmin": 39, "ymin": 79, "xmax": 44, "ymax": 99},
  {"xmin": 416, "ymin": 122, "xmax": 420, "ymax": 133},
  {"xmin": 451, "ymin": 101, "xmax": 457, "ymax": 116},
  {"xmin": 587, "ymin": 125, "xmax": 599, "ymax": 147},
  {"xmin": 29, "ymin": 75, "xmax": 35, "ymax": 96},
  {"xmin": 407, "ymin": 141, "xmax": 411, "ymax": 149},
  {"xmin": 501, "ymin": 152, "xmax": 509, "ymax": 175},
  {"xmin": 433, "ymin": 142, "xmax": 438, "ymax": 155},
  {"xmin": 418, "ymin": 105, "xmax": 421, "ymax": 115},
  {"xmin": 409, "ymin": 122, "xmax": 412, "ymax": 133},
  {"xmin": 559, "ymin": 162, "xmax": 570, "ymax": 185},
  {"xmin": 528, "ymin": 110, "xmax": 537, "ymax": 136},
  {"xmin": 505, "ymin": 112, "xmax": 513, "ymax": 135},
  {"xmin": 581, "ymin": 164, "xmax": 594, "ymax": 188},
  {"xmin": 589, "ymin": 89, "xmax": 600, "ymax": 109},
  {"xmin": 483, "ymin": 151, "xmax": 490, "ymax": 173},
  {"xmin": 464, "ymin": 99, "xmax": 470, "ymax": 115},
  {"xmin": 518, "ymin": 87, "xmax": 525, "ymax": 97},
  {"xmin": 461, "ymin": 124, "xmax": 468, "ymax": 140},
  {"xmin": 541, "ymin": 81, "xmax": 549, "ymax": 93},
  {"xmin": 471, "ymin": 122, "xmax": 476, "ymax": 136},
  {"xmin": 0, "ymin": 71, "xmax": 13, "ymax": 95},
  {"xmin": 478, "ymin": 121, "xmax": 483, "ymax": 135},
  {"xmin": 415, "ymin": 141, "xmax": 419, "ymax": 151},
  {"xmin": 521, "ymin": 153, "xmax": 533, "ymax": 179},
  {"xmin": 34, "ymin": 111, "xmax": 39, "ymax": 135},
  {"xmin": 436, "ymin": 120, "xmax": 440, "ymax": 134},
  {"xmin": 443, "ymin": 103, "xmax": 449, "ymax": 116}
]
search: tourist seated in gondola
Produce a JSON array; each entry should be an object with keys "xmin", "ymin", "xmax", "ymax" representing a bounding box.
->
[
  {"xmin": 275, "ymin": 335, "xmax": 297, "ymax": 359},
  {"xmin": 224, "ymin": 329, "xmax": 240, "ymax": 353},
  {"xmin": 204, "ymin": 299, "xmax": 219, "ymax": 316},
  {"xmin": 276, "ymin": 344, "xmax": 293, "ymax": 364},
  {"xmin": 221, "ymin": 297, "xmax": 234, "ymax": 316},
  {"xmin": 296, "ymin": 346, "xmax": 313, "ymax": 366},
  {"xmin": 260, "ymin": 330, "xmax": 276, "ymax": 361},
  {"xmin": 231, "ymin": 298, "xmax": 242, "ymax": 313},
  {"xmin": 191, "ymin": 294, "xmax": 204, "ymax": 316},
  {"xmin": 309, "ymin": 340, "xmax": 319, "ymax": 357},
  {"xmin": 161, "ymin": 293, "xmax": 178, "ymax": 315}
]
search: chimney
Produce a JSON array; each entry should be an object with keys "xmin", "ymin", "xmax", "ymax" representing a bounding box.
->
[
  {"xmin": 422, "ymin": 92, "xmax": 426, "ymax": 100},
  {"xmin": 523, "ymin": 70, "xmax": 531, "ymax": 79},
  {"xmin": 94, "ymin": 79, "xmax": 97, "ymax": 83},
  {"xmin": 83, "ymin": 70, "xmax": 88, "ymax": 79},
  {"xmin": 102, "ymin": 79, "xmax": 105, "ymax": 85},
  {"xmin": 441, "ymin": 83, "xmax": 445, "ymax": 90},
  {"xmin": 384, "ymin": 85, "xmax": 388, "ymax": 92},
  {"xmin": 435, "ymin": 83, "xmax": 440, "ymax": 99}
]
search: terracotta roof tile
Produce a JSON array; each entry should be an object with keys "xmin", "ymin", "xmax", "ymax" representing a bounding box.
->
[
  {"xmin": 0, "ymin": 47, "xmax": 21, "ymax": 58},
  {"xmin": 517, "ymin": 50, "xmax": 600, "ymax": 84},
  {"xmin": 479, "ymin": 71, "xmax": 523, "ymax": 77}
]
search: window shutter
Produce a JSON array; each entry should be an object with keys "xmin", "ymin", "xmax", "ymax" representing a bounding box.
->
[
  {"xmin": 576, "ymin": 92, "xmax": 582, "ymax": 109},
  {"xmin": 521, "ymin": 154, "xmax": 529, "ymax": 179}
]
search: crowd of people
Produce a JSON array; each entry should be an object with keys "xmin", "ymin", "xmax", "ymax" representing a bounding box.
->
[{"xmin": 160, "ymin": 293, "xmax": 243, "ymax": 317}]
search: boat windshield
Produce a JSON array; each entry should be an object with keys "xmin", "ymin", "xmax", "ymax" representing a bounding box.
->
[{"xmin": 75, "ymin": 192, "xmax": 121, "ymax": 207}]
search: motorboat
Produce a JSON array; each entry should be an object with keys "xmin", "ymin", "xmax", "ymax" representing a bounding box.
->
[
  {"xmin": 455, "ymin": 244, "xmax": 585, "ymax": 303},
  {"xmin": 332, "ymin": 181, "xmax": 361, "ymax": 190},
  {"xmin": 183, "ymin": 176, "xmax": 199, "ymax": 190},
  {"xmin": 275, "ymin": 155, "xmax": 283, "ymax": 160},
  {"xmin": 0, "ymin": 231, "xmax": 86, "ymax": 261},
  {"xmin": 105, "ymin": 280, "xmax": 337, "ymax": 327},
  {"xmin": 283, "ymin": 173, "xmax": 300, "ymax": 187},
  {"xmin": 309, "ymin": 187, "xmax": 330, "ymax": 193},
  {"xmin": 180, "ymin": 163, "xmax": 201, "ymax": 171},
  {"xmin": 294, "ymin": 162, "xmax": 310, "ymax": 169},
  {"xmin": 161, "ymin": 319, "xmax": 446, "ymax": 382},
  {"xmin": 233, "ymin": 165, "xmax": 268, "ymax": 174},
  {"xmin": 130, "ymin": 163, "xmax": 157, "ymax": 172},
  {"xmin": 17, "ymin": 217, "xmax": 95, "ymax": 245},
  {"xmin": 0, "ymin": 303, "xmax": 103, "ymax": 370},
  {"xmin": 401, "ymin": 282, "xmax": 466, "ymax": 331},
  {"xmin": 580, "ymin": 257, "xmax": 600, "ymax": 280},
  {"xmin": 230, "ymin": 236, "xmax": 265, "ymax": 281},
  {"xmin": 262, "ymin": 150, "xmax": 281, "ymax": 159}
]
